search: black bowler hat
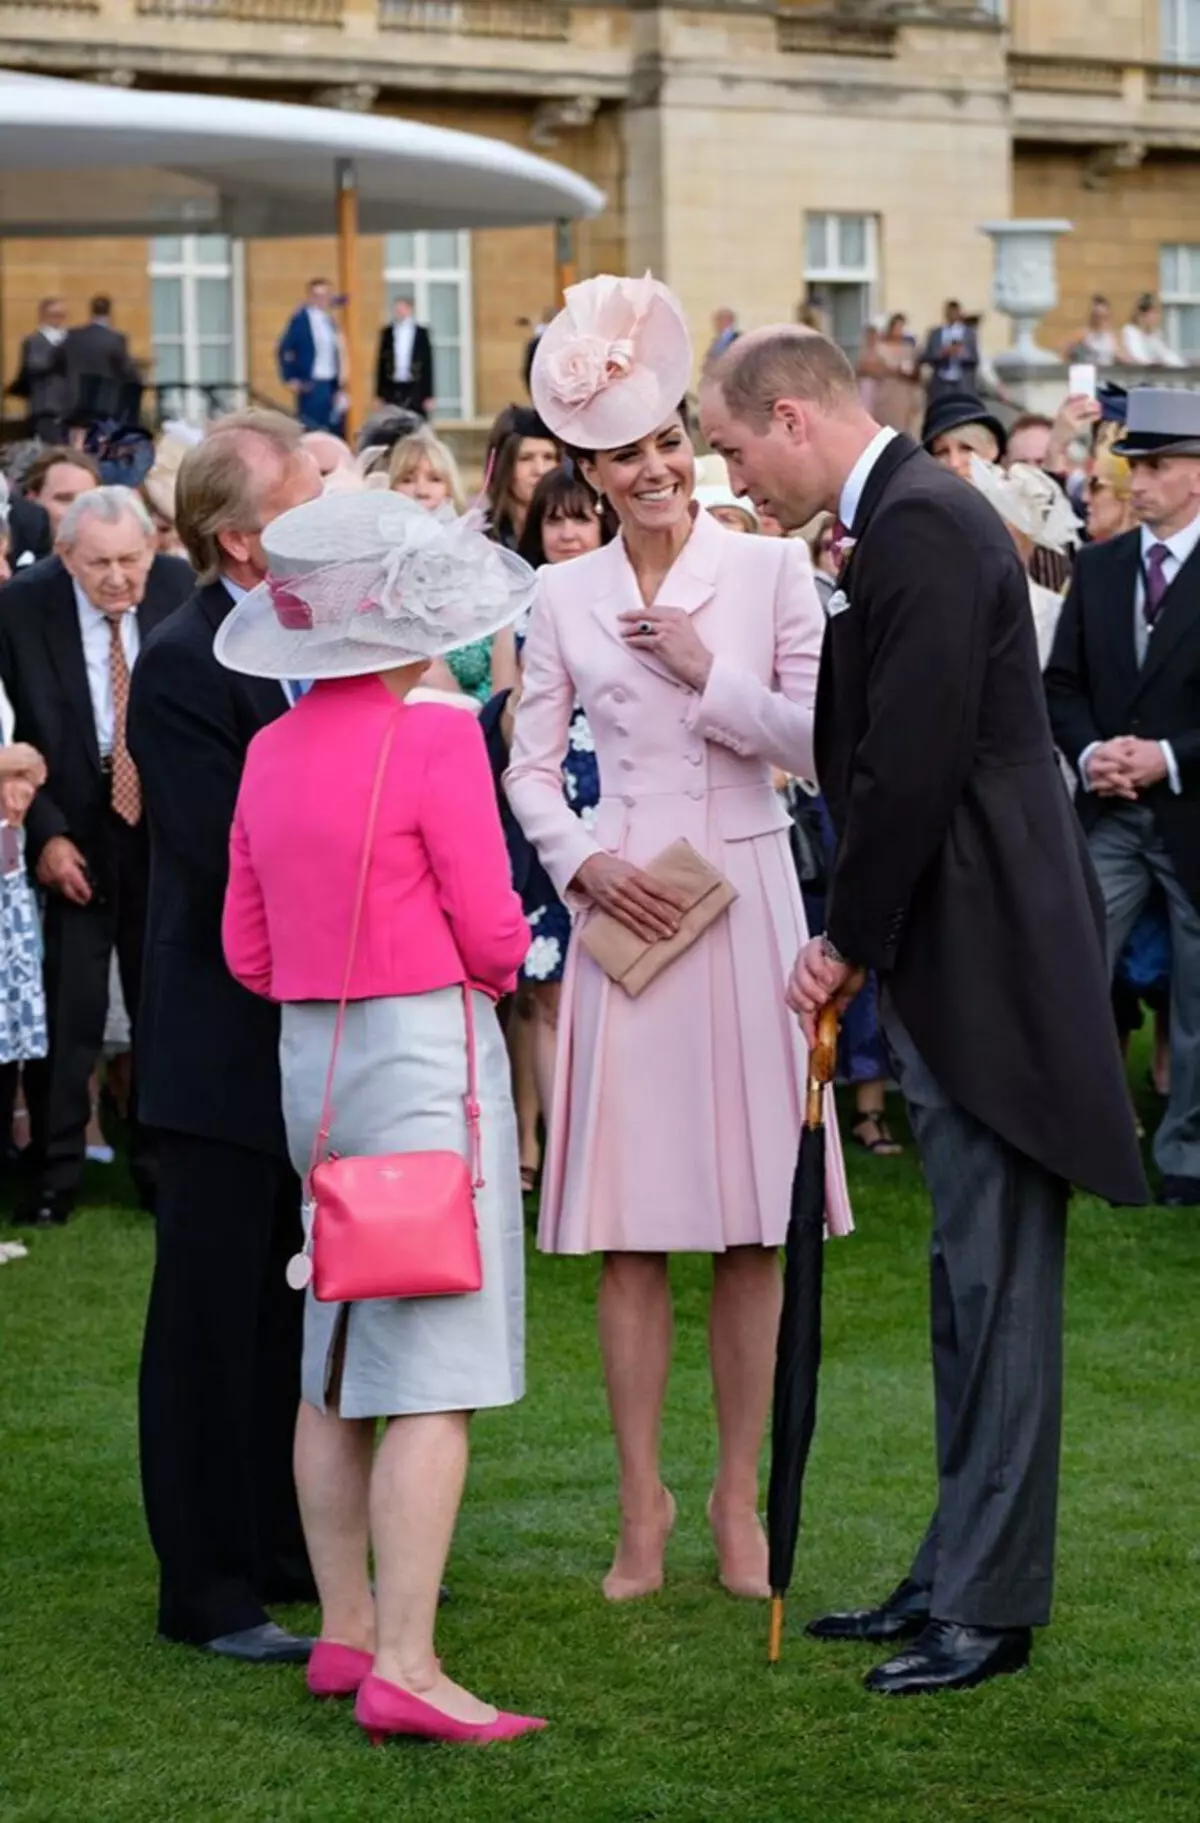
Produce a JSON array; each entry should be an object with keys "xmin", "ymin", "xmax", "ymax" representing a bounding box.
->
[
  {"xmin": 1112, "ymin": 386, "xmax": 1200, "ymax": 458},
  {"xmin": 920, "ymin": 390, "xmax": 1007, "ymax": 459}
]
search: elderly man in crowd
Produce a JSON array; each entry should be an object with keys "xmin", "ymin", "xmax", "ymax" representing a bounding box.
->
[
  {"xmin": 0, "ymin": 488, "xmax": 192, "ymax": 1226},
  {"xmin": 129, "ymin": 411, "xmax": 323, "ymax": 1662}
]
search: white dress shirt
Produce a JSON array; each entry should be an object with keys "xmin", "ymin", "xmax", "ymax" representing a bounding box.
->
[
  {"xmin": 838, "ymin": 425, "xmax": 899, "ymax": 532},
  {"xmin": 39, "ymin": 325, "xmax": 67, "ymax": 349},
  {"xmin": 1079, "ymin": 513, "xmax": 1200, "ymax": 796},
  {"xmin": 392, "ymin": 316, "xmax": 417, "ymax": 384},
  {"xmin": 73, "ymin": 581, "xmax": 139, "ymax": 759},
  {"xmin": 307, "ymin": 307, "xmax": 339, "ymax": 383}
]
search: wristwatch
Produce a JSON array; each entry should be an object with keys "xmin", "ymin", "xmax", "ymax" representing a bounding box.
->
[{"xmin": 819, "ymin": 934, "xmax": 850, "ymax": 969}]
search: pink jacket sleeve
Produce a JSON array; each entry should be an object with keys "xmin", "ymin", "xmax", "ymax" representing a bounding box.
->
[
  {"xmin": 222, "ymin": 797, "xmax": 274, "ymax": 999},
  {"xmin": 420, "ymin": 710, "xmax": 529, "ymax": 997},
  {"xmin": 504, "ymin": 577, "xmax": 604, "ymax": 901},
  {"xmin": 687, "ymin": 539, "xmax": 823, "ymax": 778}
]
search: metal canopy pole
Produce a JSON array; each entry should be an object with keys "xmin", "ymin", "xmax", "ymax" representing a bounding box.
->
[
  {"xmin": 555, "ymin": 216, "xmax": 577, "ymax": 303},
  {"xmin": 335, "ymin": 157, "xmax": 364, "ymax": 442}
]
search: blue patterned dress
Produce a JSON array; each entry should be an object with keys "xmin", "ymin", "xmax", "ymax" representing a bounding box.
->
[
  {"xmin": 520, "ymin": 704, "xmax": 600, "ymax": 984},
  {"xmin": 0, "ymin": 825, "xmax": 47, "ymax": 1065}
]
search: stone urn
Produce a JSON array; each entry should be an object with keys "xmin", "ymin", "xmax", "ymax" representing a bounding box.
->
[{"xmin": 978, "ymin": 219, "xmax": 1073, "ymax": 370}]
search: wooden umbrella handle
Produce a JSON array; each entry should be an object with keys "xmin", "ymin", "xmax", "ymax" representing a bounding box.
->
[{"xmin": 805, "ymin": 1004, "xmax": 840, "ymax": 1128}]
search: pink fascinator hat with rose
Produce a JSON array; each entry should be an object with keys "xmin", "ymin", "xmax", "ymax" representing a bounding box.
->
[{"xmin": 531, "ymin": 272, "xmax": 693, "ymax": 451}]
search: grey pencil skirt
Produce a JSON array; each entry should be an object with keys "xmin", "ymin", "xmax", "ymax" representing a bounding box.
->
[{"xmin": 280, "ymin": 986, "xmax": 526, "ymax": 1420}]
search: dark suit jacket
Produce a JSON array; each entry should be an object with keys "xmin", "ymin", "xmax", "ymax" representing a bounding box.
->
[
  {"xmin": 1045, "ymin": 530, "xmax": 1200, "ymax": 911},
  {"xmin": 815, "ymin": 434, "xmax": 1147, "ymax": 1205},
  {"xmin": 0, "ymin": 554, "xmax": 192, "ymax": 883},
  {"xmin": 127, "ymin": 580, "xmax": 291, "ymax": 1157},
  {"xmin": 375, "ymin": 321, "xmax": 434, "ymax": 405},
  {"xmin": 8, "ymin": 329, "xmax": 70, "ymax": 423},
  {"xmin": 6, "ymin": 493, "xmax": 53, "ymax": 571},
  {"xmin": 920, "ymin": 322, "xmax": 979, "ymax": 393},
  {"xmin": 64, "ymin": 320, "xmax": 139, "ymax": 389}
]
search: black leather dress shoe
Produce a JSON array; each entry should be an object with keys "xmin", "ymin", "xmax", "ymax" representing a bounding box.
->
[
  {"xmin": 202, "ymin": 1623, "xmax": 314, "ymax": 1664},
  {"xmin": 806, "ymin": 1576, "xmax": 931, "ymax": 1644},
  {"xmin": 1159, "ymin": 1175, "xmax": 1200, "ymax": 1209},
  {"xmin": 12, "ymin": 1191, "xmax": 74, "ymax": 1229},
  {"xmin": 864, "ymin": 1620, "xmax": 1032, "ymax": 1695}
]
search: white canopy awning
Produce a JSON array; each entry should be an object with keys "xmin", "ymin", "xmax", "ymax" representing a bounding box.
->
[{"xmin": 0, "ymin": 70, "xmax": 604, "ymax": 237}]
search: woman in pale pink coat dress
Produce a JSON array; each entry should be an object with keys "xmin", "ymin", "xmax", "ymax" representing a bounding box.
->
[{"xmin": 505, "ymin": 274, "xmax": 852, "ymax": 1607}]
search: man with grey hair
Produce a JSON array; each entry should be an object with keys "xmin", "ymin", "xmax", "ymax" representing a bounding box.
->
[
  {"xmin": 0, "ymin": 484, "xmax": 192, "ymax": 1228},
  {"xmin": 701, "ymin": 329, "xmax": 1148, "ymax": 1695},
  {"xmin": 128, "ymin": 411, "xmax": 322, "ymax": 1663}
]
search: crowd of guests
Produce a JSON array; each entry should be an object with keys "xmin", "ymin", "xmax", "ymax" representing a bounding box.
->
[{"xmin": 0, "ymin": 267, "xmax": 1195, "ymax": 1730}]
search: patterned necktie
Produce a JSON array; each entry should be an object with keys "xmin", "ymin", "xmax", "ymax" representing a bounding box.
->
[
  {"xmin": 105, "ymin": 613, "xmax": 142, "ymax": 826},
  {"xmin": 1143, "ymin": 543, "xmax": 1171, "ymax": 628},
  {"xmin": 831, "ymin": 518, "xmax": 852, "ymax": 567}
]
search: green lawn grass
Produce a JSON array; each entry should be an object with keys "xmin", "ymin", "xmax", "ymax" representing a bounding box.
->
[{"xmin": 1, "ymin": 1048, "xmax": 1196, "ymax": 1823}]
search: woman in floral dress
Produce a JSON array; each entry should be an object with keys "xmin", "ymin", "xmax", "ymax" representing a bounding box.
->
[{"xmin": 0, "ymin": 500, "xmax": 49, "ymax": 1260}]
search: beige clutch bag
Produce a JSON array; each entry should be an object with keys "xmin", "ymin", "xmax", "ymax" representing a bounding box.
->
[{"xmin": 579, "ymin": 839, "xmax": 738, "ymax": 998}]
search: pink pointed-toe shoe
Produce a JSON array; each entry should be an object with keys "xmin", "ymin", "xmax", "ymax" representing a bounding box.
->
[
  {"xmin": 354, "ymin": 1675, "xmax": 546, "ymax": 1747},
  {"xmin": 307, "ymin": 1641, "xmax": 374, "ymax": 1700}
]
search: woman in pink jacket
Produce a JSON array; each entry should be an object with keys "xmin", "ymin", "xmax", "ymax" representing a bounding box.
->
[
  {"xmin": 219, "ymin": 489, "xmax": 545, "ymax": 1746},
  {"xmin": 506, "ymin": 276, "xmax": 852, "ymax": 1607}
]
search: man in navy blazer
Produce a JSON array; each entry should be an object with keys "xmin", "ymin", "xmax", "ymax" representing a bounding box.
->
[{"xmin": 276, "ymin": 278, "xmax": 343, "ymax": 432}]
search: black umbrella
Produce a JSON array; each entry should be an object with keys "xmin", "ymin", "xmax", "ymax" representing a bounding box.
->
[{"xmin": 767, "ymin": 1003, "xmax": 839, "ymax": 1664}]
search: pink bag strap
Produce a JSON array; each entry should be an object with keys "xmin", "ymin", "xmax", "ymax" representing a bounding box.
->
[{"xmin": 304, "ymin": 714, "xmax": 483, "ymax": 1198}]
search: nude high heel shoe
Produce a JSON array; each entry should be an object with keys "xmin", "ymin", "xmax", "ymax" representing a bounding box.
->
[
  {"xmin": 602, "ymin": 1488, "xmax": 676, "ymax": 1602},
  {"xmin": 708, "ymin": 1494, "xmax": 770, "ymax": 1600}
]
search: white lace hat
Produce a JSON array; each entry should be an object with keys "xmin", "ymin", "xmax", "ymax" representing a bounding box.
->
[
  {"xmin": 214, "ymin": 490, "xmax": 536, "ymax": 681},
  {"xmin": 968, "ymin": 457, "xmax": 1081, "ymax": 555}
]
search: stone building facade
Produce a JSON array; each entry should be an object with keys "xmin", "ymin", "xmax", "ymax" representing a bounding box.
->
[{"xmin": 3, "ymin": 0, "xmax": 1200, "ymax": 429}]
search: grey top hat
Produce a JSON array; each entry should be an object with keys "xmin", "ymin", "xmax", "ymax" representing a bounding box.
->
[{"xmin": 1112, "ymin": 387, "xmax": 1200, "ymax": 459}]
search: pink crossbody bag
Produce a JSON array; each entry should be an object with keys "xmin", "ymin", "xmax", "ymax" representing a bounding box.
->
[{"xmin": 286, "ymin": 716, "xmax": 485, "ymax": 1304}]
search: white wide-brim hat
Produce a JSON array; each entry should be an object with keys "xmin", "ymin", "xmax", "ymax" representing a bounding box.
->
[
  {"xmin": 214, "ymin": 490, "xmax": 536, "ymax": 682},
  {"xmin": 968, "ymin": 456, "xmax": 1081, "ymax": 555},
  {"xmin": 531, "ymin": 272, "xmax": 693, "ymax": 451}
]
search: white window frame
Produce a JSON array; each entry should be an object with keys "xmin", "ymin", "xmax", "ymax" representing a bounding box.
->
[
  {"xmin": 1160, "ymin": 243, "xmax": 1200, "ymax": 356},
  {"xmin": 1162, "ymin": 0, "xmax": 1200, "ymax": 62},
  {"xmin": 803, "ymin": 212, "xmax": 878, "ymax": 353},
  {"xmin": 382, "ymin": 230, "xmax": 475, "ymax": 421},
  {"xmin": 148, "ymin": 234, "xmax": 246, "ymax": 424}
]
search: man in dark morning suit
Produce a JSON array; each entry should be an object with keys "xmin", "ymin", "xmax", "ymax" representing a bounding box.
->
[
  {"xmin": 375, "ymin": 294, "xmax": 435, "ymax": 418},
  {"xmin": 63, "ymin": 294, "xmax": 141, "ymax": 424},
  {"xmin": 7, "ymin": 491, "xmax": 52, "ymax": 572},
  {"xmin": 0, "ymin": 488, "xmax": 192, "ymax": 1226},
  {"xmin": 7, "ymin": 295, "xmax": 71, "ymax": 442},
  {"xmin": 127, "ymin": 411, "xmax": 322, "ymax": 1662},
  {"xmin": 701, "ymin": 330, "xmax": 1148, "ymax": 1696},
  {"xmin": 1047, "ymin": 388, "xmax": 1200, "ymax": 1209}
]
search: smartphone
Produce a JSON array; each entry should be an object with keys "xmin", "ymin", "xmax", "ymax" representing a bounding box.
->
[{"xmin": 1068, "ymin": 362, "xmax": 1097, "ymax": 401}]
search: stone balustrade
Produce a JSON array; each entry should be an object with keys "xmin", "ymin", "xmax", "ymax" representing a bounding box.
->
[
  {"xmin": 1002, "ymin": 362, "xmax": 1200, "ymax": 419},
  {"xmin": 1010, "ymin": 55, "xmax": 1125, "ymax": 97},
  {"xmin": 377, "ymin": 0, "xmax": 569, "ymax": 37},
  {"xmin": 136, "ymin": 0, "xmax": 342, "ymax": 22}
]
